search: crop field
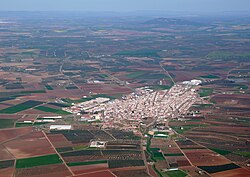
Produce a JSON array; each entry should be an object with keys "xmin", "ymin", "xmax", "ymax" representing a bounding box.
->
[
  {"xmin": 4, "ymin": 131, "xmax": 56, "ymax": 158},
  {"xmin": 34, "ymin": 106, "xmax": 71, "ymax": 115},
  {"xmin": 0, "ymin": 127, "xmax": 34, "ymax": 143},
  {"xmin": 15, "ymin": 164, "xmax": 71, "ymax": 177},
  {"xmin": 102, "ymin": 150, "xmax": 142, "ymax": 160},
  {"xmin": 106, "ymin": 130, "xmax": 140, "ymax": 140},
  {"xmin": 16, "ymin": 154, "xmax": 63, "ymax": 168},
  {"xmin": 0, "ymin": 100, "xmax": 43, "ymax": 114},
  {"xmin": 127, "ymin": 71, "xmax": 147, "ymax": 79},
  {"xmin": 15, "ymin": 122, "xmax": 33, "ymax": 128},
  {"xmin": 70, "ymin": 163, "xmax": 109, "ymax": 175},
  {"xmin": 50, "ymin": 130, "xmax": 95, "ymax": 143},
  {"xmin": 67, "ymin": 160, "xmax": 107, "ymax": 166},
  {"xmin": 45, "ymin": 85, "xmax": 54, "ymax": 90},
  {"xmin": 198, "ymin": 163, "xmax": 240, "ymax": 174},
  {"xmin": 149, "ymin": 148, "xmax": 165, "ymax": 161},
  {"xmin": 73, "ymin": 170, "xmax": 116, "ymax": 177},
  {"xmin": 0, "ymin": 119, "xmax": 15, "ymax": 129},
  {"xmin": 61, "ymin": 150, "xmax": 102, "ymax": 157},
  {"xmin": 89, "ymin": 130, "xmax": 115, "ymax": 140},
  {"xmin": 0, "ymin": 167, "xmax": 15, "ymax": 177},
  {"xmin": 47, "ymin": 134, "xmax": 73, "ymax": 148},
  {"xmin": 162, "ymin": 170, "xmax": 187, "ymax": 177},
  {"xmin": 108, "ymin": 160, "xmax": 145, "ymax": 168},
  {"xmin": 210, "ymin": 168, "xmax": 250, "ymax": 177},
  {"xmin": 113, "ymin": 169, "xmax": 151, "ymax": 177},
  {"xmin": 48, "ymin": 102, "xmax": 70, "ymax": 108},
  {"xmin": 198, "ymin": 88, "xmax": 214, "ymax": 97},
  {"xmin": 182, "ymin": 148, "xmax": 231, "ymax": 166},
  {"xmin": 0, "ymin": 160, "xmax": 15, "ymax": 169},
  {"xmin": 56, "ymin": 147, "xmax": 73, "ymax": 153}
]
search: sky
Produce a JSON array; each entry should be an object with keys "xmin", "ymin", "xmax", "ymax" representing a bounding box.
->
[{"xmin": 0, "ymin": 0, "xmax": 250, "ymax": 12}]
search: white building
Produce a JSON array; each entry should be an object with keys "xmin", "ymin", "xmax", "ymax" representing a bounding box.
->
[
  {"xmin": 183, "ymin": 79, "xmax": 202, "ymax": 86},
  {"xmin": 49, "ymin": 125, "xmax": 72, "ymax": 130},
  {"xmin": 43, "ymin": 116, "xmax": 62, "ymax": 119}
]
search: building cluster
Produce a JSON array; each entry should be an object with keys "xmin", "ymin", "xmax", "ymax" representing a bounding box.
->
[
  {"xmin": 63, "ymin": 97, "xmax": 110, "ymax": 114},
  {"xmin": 64, "ymin": 81, "xmax": 201, "ymax": 131}
]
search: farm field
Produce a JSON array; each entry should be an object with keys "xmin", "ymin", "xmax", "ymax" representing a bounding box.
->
[
  {"xmin": 0, "ymin": 101, "xmax": 43, "ymax": 114},
  {"xmin": 3, "ymin": 131, "xmax": 56, "ymax": 158},
  {"xmin": 16, "ymin": 154, "xmax": 63, "ymax": 168},
  {"xmin": 34, "ymin": 106, "xmax": 71, "ymax": 115}
]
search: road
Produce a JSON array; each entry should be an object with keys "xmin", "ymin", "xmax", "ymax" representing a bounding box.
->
[{"xmin": 159, "ymin": 61, "xmax": 176, "ymax": 85}]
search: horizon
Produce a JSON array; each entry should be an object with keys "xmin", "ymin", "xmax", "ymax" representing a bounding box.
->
[{"xmin": 0, "ymin": 0, "xmax": 250, "ymax": 13}]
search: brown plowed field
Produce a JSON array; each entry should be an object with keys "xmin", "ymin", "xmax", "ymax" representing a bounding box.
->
[
  {"xmin": 63, "ymin": 156, "xmax": 105, "ymax": 163},
  {"xmin": 79, "ymin": 83, "xmax": 132, "ymax": 95},
  {"xmin": 73, "ymin": 170, "xmax": 116, "ymax": 177},
  {"xmin": 113, "ymin": 169, "xmax": 151, "ymax": 177},
  {"xmin": 0, "ymin": 127, "xmax": 34, "ymax": 143},
  {"xmin": 15, "ymin": 164, "xmax": 72, "ymax": 177},
  {"xmin": 210, "ymin": 168, "xmax": 250, "ymax": 177},
  {"xmin": 0, "ymin": 167, "xmax": 15, "ymax": 177},
  {"xmin": 21, "ymin": 90, "xmax": 86, "ymax": 101},
  {"xmin": 193, "ymin": 126, "xmax": 249, "ymax": 134},
  {"xmin": 0, "ymin": 145, "xmax": 15, "ymax": 161},
  {"xmin": 47, "ymin": 134, "xmax": 73, "ymax": 148},
  {"xmin": 70, "ymin": 164, "xmax": 108, "ymax": 174},
  {"xmin": 0, "ymin": 104, "xmax": 13, "ymax": 110},
  {"xmin": 4, "ymin": 131, "xmax": 55, "ymax": 158},
  {"xmin": 0, "ymin": 115, "xmax": 22, "ymax": 120},
  {"xmin": 177, "ymin": 159, "xmax": 191, "ymax": 167},
  {"xmin": 183, "ymin": 149, "xmax": 231, "ymax": 166}
]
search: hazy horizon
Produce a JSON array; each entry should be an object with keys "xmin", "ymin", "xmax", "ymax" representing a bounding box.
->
[{"xmin": 0, "ymin": 0, "xmax": 250, "ymax": 13}]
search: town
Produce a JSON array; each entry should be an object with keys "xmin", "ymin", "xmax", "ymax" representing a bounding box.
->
[{"xmin": 63, "ymin": 80, "xmax": 203, "ymax": 131}]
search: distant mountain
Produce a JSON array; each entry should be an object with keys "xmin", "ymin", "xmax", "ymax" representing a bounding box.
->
[{"xmin": 144, "ymin": 17, "xmax": 202, "ymax": 26}]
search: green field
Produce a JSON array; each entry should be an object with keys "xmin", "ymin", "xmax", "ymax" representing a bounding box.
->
[
  {"xmin": 192, "ymin": 104, "xmax": 213, "ymax": 108},
  {"xmin": 198, "ymin": 88, "xmax": 214, "ymax": 97},
  {"xmin": 0, "ymin": 119, "xmax": 15, "ymax": 129},
  {"xmin": 45, "ymin": 85, "xmax": 54, "ymax": 90},
  {"xmin": 15, "ymin": 122, "xmax": 33, "ymax": 128},
  {"xmin": 0, "ymin": 97, "xmax": 16, "ymax": 103},
  {"xmin": 65, "ymin": 86, "xmax": 78, "ymax": 90},
  {"xmin": 56, "ymin": 147, "xmax": 73, "ymax": 153},
  {"xmin": 237, "ymin": 85, "xmax": 248, "ymax": 90},
  {"xmin": 16, "ymin": 154, "xmax": 63, "ymax": 168},
  {"xmin": 35, "ymin": 106, "xmax": 71, "ymax": 115},
  {"xmin": 73, "ymin": 145, "xmax": 89, "ymax": 151},
  {"xmin": 149, "ymin": 148, "xmax": 165, "ymax": 161},
  {"xmin": 0, "ymin": 160, "xmax": 15, "ymax": 169},
  {"xmin": 207, "ymin": 51, "xmax": 250, "ymax": 61},
  {"xmin": 0, "ymin": 100, "xmax": 43, "ymax": 114},
  {"xmin": 162, "ymin": 170, "xmax": 187, "ymax": 177},
  {"xmin": 200, "ymin": 75, "xmax": 220, "ymax": 79},
  {"xmin": 164, "ymin": 153, "xmax": 184, "ymax": 156},
  {"xmin": 233, "ymin": 151, "xmax": 250, "ymax": 158},
  {"xmin": 210, "ymin": 148, "xmax": 231, "ymax": 155},
  {"xmin": 127, "ymin": 71, "xmax": 146, "ymax": 79},
  {"xmin": 67, "ymin": 160, "xmax": 107, "ymax": 167},
  {"xmin": 99, "ymin": 74, "xmax": 108, "ymax": 78},
  {"xmin": 20, "ymin": 90, "xmax": 46, "ymax": 94}
]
